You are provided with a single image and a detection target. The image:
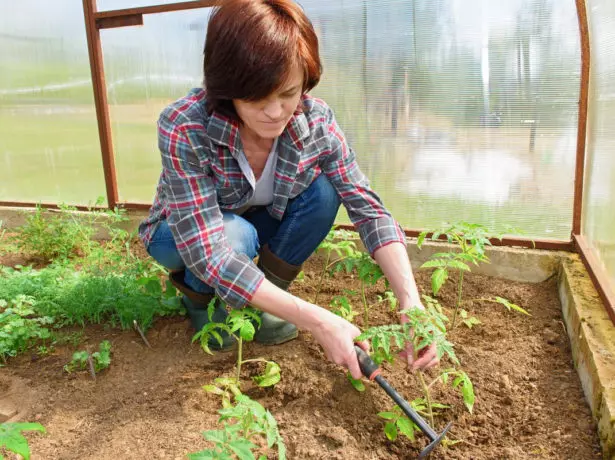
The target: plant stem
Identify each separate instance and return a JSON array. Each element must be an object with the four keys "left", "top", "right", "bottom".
[
  {"left": 236, "top": 336, "right": 243, "bottom": 383},
  {"left": 314, "top": 251, "right": 331, "bottom": 304},
  {"left": 361, "top": 280, "right": 369, "bottom": 328},
  {"left": 417, "top": 371, "right": 434, "bottom": 427},
  {"left": 241, "top": 358, "right": 266, "bottom": 364},
  {"left": 451, "top": 270, "right": 464, "bottom": 329}
]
